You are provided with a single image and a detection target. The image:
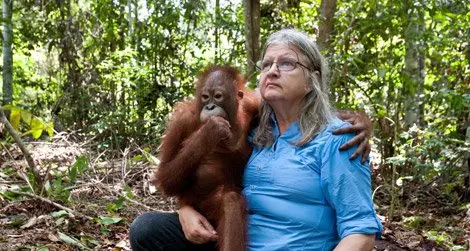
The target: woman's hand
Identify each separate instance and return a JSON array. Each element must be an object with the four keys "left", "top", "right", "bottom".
[
  {"left": 178, "top": 205, "right": 218, "bottom": 244},
  {"left": 333, "top": 110, "right": 372, "bottom": 163}
]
